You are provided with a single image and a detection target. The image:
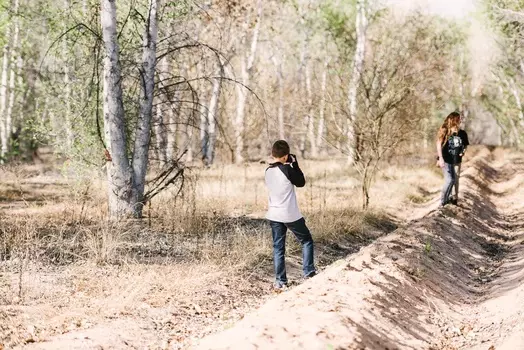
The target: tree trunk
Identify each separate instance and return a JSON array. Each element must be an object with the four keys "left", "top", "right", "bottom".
[
  {"left": 234, "top": 0, "right": 262, "bottom": 164},
  {"left": 200, "top": 92, "right": 208, "bottom": 162},
  {"left": 5, "top": 0, "right": 19, "bottom": 156},
  {"left": 15, "top": 56, "right": 23, "bottom": 132},
  {"left": 0, "top": 43, "right": 9, "bottom": 161},
  {"left": 101, "top": 0, "right": 134, "bottom": 219},
  {"left": 131, "top": 0, "right": 158, "bottom": 217},
  {"left": 234, "top": 60, "right": 247, "bottom": 164},
  {"left": 297, "top": 2, "right": 311, "bottom": 158},
  {"left": 206, "top": 74, "right": 221, "bottom": 166},
  {"left": 316, "top": 57, "right": 329, "bottom": 156},
  {"left": 62, "top": 0, "right": 74, "bottom": 148},
  {"left": 298, "top": 45, "right": 309, "bottom": 158},
  {"left": 347, "top": 0, "right": 368, "bottom": 164},
  {"left": 306, "top": 63, "right": 316, "bottom": 158},
  {"left": 271, "top": 56, "right": 285, "bottom": 140}
]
